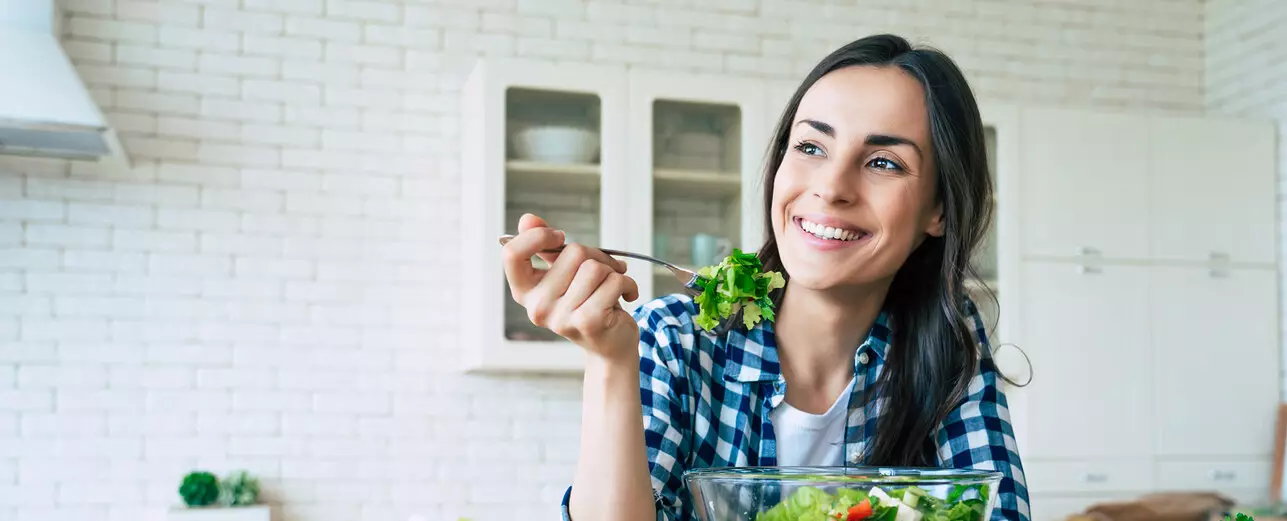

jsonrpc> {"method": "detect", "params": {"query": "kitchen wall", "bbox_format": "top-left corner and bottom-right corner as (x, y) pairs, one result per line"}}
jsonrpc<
(1205, 0), (1287, 394)
(0, 1), (1207, 520)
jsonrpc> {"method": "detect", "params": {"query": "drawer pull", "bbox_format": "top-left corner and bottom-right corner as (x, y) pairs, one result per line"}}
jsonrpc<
(1083, 473), (1109, 483)
(1210, 470), (1237, 482)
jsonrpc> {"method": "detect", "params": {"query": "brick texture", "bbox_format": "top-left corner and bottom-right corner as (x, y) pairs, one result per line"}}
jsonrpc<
(0, 0), (1222, 520)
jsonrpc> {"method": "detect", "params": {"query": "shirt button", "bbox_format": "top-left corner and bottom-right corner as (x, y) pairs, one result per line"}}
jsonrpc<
(858, 352), (869, 365)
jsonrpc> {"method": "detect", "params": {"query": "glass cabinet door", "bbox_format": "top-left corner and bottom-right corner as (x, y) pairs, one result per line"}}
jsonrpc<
(459, 58), (627, 373)
(502, 88), (604, 343)
(625, 71), (766, 305)
(650, 100), (744, 298)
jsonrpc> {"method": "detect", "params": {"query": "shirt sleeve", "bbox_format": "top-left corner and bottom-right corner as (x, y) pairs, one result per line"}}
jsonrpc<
(560, 300), (690, 521)
(935, 299), (1032, 521)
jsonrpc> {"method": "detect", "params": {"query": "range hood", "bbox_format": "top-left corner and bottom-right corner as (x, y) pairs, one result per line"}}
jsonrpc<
(0, 0), (127, 164)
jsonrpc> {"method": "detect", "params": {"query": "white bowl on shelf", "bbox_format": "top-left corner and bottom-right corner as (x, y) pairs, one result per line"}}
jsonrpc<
(510, 125), (600, 164)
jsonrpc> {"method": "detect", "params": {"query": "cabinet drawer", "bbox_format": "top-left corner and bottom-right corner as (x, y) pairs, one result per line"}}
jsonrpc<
(1154, 459), (1270, 492)
(1026, 460), (1153, 494)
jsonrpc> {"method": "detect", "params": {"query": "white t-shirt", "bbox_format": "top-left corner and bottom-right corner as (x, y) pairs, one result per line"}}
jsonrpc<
(770, 377), (855, 466)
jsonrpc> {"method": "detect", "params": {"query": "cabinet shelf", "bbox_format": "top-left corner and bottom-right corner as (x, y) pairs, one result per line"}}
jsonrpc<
(506, 160), (600, 192)
(654, 168), (741, 199)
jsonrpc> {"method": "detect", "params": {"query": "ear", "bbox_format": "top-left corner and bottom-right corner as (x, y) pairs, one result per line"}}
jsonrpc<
(924, 202), (946, 238)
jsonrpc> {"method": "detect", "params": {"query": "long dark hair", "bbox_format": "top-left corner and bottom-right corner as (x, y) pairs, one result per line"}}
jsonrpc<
(758, 34), (994, 467)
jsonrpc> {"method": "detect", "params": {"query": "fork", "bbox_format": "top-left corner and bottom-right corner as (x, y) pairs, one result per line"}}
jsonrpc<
(497, 234), (705, 293)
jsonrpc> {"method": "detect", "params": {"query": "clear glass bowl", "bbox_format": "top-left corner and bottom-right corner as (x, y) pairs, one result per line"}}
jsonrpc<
(683, 467), (1003, 521)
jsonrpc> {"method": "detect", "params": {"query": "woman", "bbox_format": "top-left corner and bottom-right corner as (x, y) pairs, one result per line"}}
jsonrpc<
(501, 34), (1029, 521)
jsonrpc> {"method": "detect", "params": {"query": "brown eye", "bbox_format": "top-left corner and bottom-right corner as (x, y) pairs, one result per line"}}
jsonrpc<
(868, 157), (904, 171)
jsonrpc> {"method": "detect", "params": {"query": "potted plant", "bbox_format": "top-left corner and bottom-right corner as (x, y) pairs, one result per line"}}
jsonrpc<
(167, 470), (269, 521)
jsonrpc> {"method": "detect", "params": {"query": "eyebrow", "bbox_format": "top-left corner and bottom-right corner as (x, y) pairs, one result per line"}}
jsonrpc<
(795, 118), (924, 159)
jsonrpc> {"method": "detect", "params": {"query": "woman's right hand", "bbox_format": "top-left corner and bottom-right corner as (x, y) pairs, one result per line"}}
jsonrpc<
(501, 213), (642, 364)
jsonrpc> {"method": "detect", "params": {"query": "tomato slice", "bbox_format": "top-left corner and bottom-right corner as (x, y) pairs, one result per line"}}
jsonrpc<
(847, 499), (873, 521)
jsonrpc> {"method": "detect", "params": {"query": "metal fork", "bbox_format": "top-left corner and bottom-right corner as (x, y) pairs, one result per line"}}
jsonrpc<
(498, 234), (704, 293)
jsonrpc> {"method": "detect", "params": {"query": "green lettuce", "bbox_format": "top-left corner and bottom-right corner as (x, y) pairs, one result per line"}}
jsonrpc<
(692, 249), (785, 332)
(754, 485), (987, 521)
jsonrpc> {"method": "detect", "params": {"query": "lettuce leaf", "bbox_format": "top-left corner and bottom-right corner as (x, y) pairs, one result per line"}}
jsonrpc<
(692, 249), (785, 332)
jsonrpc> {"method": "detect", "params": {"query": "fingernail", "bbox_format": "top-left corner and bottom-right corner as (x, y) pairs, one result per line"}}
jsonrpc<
(555, 230), (566, 242)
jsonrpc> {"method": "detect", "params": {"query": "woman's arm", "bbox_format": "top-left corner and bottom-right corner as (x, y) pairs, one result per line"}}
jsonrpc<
(567, 355), (658, 521)
(563, 302), (691, 521)
(499, 214), (660, 521)
(936, 300), (1031, 521)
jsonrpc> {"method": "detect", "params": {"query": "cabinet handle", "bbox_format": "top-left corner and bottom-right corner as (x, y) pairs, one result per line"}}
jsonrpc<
(1210, 470), (1237, 482)
(1076, 247), (1102, 275)
(1209, 251), (1231, 278)
(1083, 473), (1108, 483)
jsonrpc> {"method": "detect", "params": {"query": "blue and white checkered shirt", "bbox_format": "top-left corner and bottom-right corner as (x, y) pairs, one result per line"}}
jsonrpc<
(560, 294), (1030, 521)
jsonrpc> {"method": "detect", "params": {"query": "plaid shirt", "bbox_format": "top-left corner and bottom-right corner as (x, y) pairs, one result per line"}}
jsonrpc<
(560, 294), (1030, 521)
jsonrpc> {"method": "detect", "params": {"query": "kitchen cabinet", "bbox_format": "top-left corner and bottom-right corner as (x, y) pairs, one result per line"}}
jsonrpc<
(1148, 115), (1278, 265)
(1009, 107), (1279, 521)
(459, 57), (628, 373)
(1018, 107), (1152, 260)
(459, 58), (774, 373)
(1151, 266), (1278, 457)
(1025, 459), (1155, 495)
(1153, 459), (1271, 494)
(624, 69), (767, 305)
(1017, 262), (1153, 460)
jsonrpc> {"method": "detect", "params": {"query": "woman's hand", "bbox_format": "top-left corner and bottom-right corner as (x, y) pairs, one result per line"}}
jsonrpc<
(501, 213), (641, 363)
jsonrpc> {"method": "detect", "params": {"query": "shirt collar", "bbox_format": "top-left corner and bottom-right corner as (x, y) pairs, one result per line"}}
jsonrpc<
(722, 310), (892, 383)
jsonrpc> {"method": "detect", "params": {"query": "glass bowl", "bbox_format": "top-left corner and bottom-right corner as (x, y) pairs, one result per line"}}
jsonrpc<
(683, 466), (1003, 521)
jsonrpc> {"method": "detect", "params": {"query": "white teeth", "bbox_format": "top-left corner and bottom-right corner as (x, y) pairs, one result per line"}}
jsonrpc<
(799, 218), (861, 242)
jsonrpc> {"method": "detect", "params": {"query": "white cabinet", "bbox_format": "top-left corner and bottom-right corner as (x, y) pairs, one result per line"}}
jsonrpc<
(459, 58), (628, 373)
(1153, 459), (1271, 493)
(1018, 108), (1152, 260)
(459, 58), (772, 374)
(1025, 460), (1155, 495)
(1012, 106), (1279, 521)
(625, 69), (767, 305)
(1018, 262), (1153, 459)
(1148, 115), (1278, 265)
(1151, 266), (1279, 457)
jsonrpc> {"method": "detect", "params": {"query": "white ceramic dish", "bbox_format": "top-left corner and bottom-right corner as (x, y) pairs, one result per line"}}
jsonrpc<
(511, 125), (599, 164)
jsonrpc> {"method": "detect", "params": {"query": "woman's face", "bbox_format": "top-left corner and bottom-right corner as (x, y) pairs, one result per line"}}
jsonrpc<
(770, 65), (944, 291)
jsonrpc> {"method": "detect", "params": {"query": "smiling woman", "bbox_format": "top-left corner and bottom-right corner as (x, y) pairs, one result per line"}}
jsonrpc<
(498, 33), (1026, 521)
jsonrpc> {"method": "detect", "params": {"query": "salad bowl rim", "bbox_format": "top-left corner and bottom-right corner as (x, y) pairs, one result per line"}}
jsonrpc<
(682, 466), (1004, 485)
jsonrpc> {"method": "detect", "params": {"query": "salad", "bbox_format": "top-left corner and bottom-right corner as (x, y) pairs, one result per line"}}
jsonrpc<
(754, 484), (990, 521)
(692, 249), (786, 332)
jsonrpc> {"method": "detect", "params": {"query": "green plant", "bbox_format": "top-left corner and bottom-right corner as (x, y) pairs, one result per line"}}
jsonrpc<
(217, 470), (260, 506)
(178, 471), (220, 507)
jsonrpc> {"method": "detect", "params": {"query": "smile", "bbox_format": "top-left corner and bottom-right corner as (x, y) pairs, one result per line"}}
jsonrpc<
(795, 217), (869, 242)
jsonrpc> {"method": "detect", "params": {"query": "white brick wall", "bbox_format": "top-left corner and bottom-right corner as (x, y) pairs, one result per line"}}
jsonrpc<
(1205, 0), (1287, 395)
(0, 1), (1211, 520)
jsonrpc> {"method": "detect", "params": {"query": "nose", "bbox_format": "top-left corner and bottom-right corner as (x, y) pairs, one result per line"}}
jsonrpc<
(811, 161), (856, 206)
